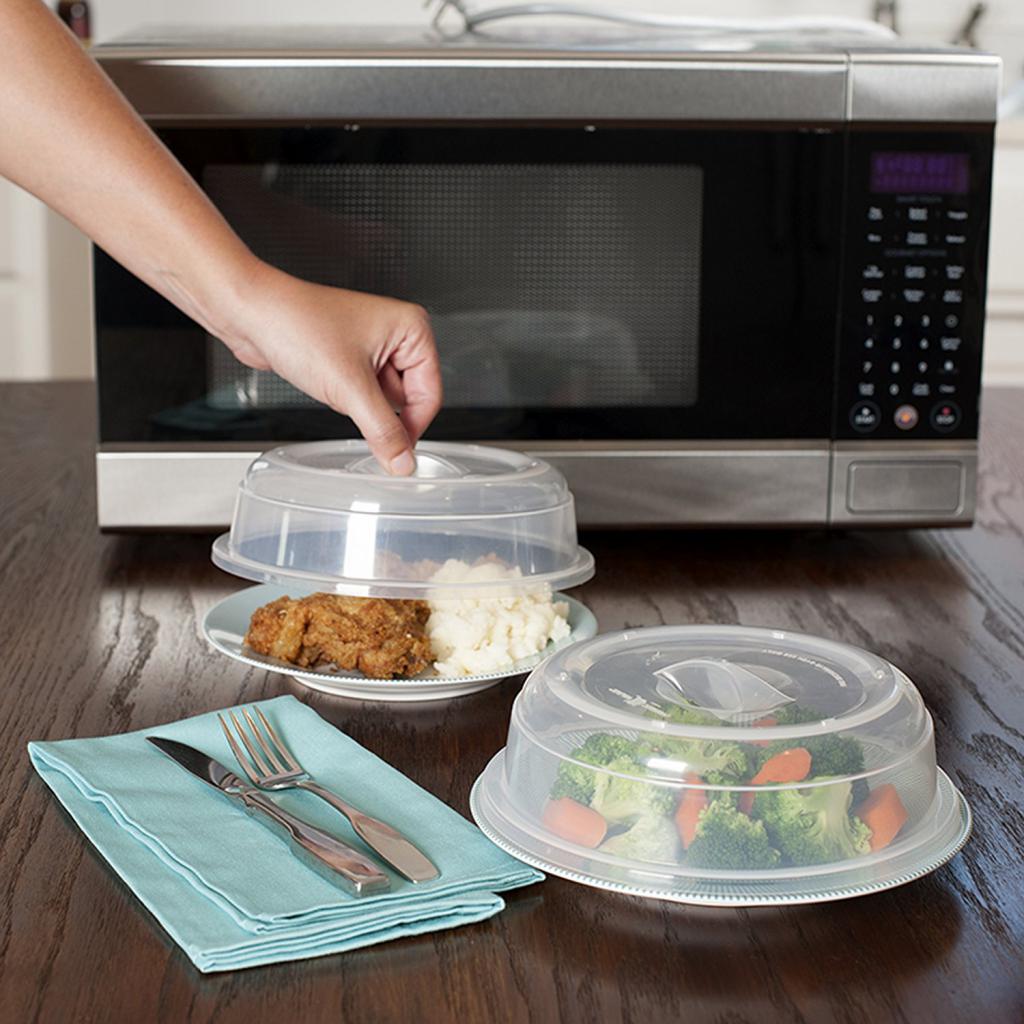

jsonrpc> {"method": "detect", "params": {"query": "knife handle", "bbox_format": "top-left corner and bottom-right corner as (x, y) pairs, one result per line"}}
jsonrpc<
(238, 789), (391, 897)
(295, 779), (440, 884)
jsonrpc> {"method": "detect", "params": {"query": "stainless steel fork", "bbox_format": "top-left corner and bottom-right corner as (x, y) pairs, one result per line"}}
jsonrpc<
(218, 707), (439, 883)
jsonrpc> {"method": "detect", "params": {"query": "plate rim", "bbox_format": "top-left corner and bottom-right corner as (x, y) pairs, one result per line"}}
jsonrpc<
(469, 752), (972, 907)
(202, 583), (597, 693)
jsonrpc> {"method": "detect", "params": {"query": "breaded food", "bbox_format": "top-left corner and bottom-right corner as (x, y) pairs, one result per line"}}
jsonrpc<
(245, 593), (434, 679)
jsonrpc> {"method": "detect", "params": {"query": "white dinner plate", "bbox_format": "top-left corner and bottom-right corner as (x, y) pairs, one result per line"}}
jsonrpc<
(202, 583), (597, 702)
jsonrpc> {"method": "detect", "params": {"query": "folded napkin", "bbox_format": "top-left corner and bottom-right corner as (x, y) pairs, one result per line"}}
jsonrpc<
(28, 695), (541, 972)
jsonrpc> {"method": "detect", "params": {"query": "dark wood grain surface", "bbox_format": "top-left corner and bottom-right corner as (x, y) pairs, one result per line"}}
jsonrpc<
(1, 382), (1021, 1024)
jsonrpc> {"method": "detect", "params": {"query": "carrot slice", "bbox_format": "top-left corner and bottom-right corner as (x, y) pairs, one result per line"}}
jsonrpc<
(674, 774), (709, 849)
(738, 790), (756, 816)
(854, 783), (909, 851)
(750, 715), (778, 748)
(542, 797), (608, 848)
(750, 747), (812, 786)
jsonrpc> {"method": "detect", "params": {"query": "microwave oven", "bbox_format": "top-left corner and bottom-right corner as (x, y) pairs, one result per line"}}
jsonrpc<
(92, 26), (999, 529)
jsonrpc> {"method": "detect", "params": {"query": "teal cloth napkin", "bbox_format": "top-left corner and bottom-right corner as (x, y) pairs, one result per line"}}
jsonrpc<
(28, 695), (542, 972)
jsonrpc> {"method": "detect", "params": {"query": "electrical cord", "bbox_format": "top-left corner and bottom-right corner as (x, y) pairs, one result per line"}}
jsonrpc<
(428, 0), (898, 40)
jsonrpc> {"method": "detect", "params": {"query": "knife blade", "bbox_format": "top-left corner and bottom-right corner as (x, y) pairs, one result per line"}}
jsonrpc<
(147, 737), (391, 897)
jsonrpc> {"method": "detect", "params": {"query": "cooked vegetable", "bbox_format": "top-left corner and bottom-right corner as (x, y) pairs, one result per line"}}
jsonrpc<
(644, 736), (751, 786)
(749, 747), (812, 785)
(756, 734), (865, 779)
(674, 775), (709, 849)
(550, 732), (640, 804)
(753, 777), (872, 866)
(600, 814), (681, 863)
(542, 797), (608, 848)
(854, 783), (908, 851)
(750, 716), (777, 747)
(662, 700), (721, 727)
(772, 704), (823, 726)
(687, 800), (781, 870)
(590, 756), (676, 825)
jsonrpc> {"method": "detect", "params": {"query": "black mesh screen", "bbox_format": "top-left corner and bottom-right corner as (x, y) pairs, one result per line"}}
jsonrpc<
(204, 162), (702, 410)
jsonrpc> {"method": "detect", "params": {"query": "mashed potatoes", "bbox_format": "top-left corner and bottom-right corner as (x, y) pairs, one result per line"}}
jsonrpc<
(426, 559), (571, 677)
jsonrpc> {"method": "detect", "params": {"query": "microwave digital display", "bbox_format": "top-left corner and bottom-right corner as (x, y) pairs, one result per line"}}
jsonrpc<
(869, 151), (970, 195)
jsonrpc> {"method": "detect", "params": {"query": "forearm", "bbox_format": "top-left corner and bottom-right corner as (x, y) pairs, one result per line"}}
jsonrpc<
(0, 0), (260, 343)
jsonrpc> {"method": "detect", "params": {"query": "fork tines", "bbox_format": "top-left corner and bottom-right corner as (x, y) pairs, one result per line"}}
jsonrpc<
(218, 707), (303, 784)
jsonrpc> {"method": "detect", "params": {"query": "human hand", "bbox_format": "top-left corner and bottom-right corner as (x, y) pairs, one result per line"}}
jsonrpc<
(225, 263), (442, 475)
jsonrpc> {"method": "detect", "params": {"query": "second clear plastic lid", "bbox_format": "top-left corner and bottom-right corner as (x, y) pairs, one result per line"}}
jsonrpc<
(211, 440), (594, 598)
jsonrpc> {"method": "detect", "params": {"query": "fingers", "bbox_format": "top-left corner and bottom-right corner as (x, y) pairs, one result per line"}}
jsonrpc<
(343, 368), (416, 475)
(378, 362), (405, 410)
(390, 314), (443, 443)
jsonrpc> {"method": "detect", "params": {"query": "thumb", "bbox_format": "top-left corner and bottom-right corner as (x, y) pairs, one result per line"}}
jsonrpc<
(344, 370), (416, 476)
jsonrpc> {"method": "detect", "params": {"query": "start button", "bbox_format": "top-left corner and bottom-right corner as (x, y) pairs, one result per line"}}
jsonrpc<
(894, 404), (919, 430)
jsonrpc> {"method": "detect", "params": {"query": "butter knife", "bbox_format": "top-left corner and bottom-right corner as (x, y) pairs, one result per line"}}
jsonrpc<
(147, 737), (391, 897)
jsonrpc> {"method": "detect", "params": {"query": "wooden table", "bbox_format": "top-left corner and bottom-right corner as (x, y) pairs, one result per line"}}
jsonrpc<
(1, 382), (1022, 1024)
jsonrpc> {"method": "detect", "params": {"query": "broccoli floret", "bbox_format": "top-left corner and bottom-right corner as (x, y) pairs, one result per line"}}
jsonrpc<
(644, 737), (751, 786)
(590, 756), (676, 824)
(599, 815), (680, 864)
(550, 732), (640, 803)
(771, 704), (823, 726)
(662, 701), (721, 727)
(755, 734), (865, 779)
(754, 777), (872, 866)
(686, 800), (781, 870)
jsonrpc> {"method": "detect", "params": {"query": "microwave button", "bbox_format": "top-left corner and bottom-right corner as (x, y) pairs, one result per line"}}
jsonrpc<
(943, 289), (963, 304)
(917, 361), (929, 374)
(912, 382), (931, 397)
(862, 288), (883, 303)
(940, 336), (961, 351)
(946, 264), (965, 280)
(945, 314), (959, 328)
(864, 338), (875, 350)
(903, 288), (926, 303)
(930, 401), (961, 432)
(893, 313), (904, 327)
(945, 233), (967, 245)
(862, 360), (874, 374)
(890, 360), (901, 374)
(858, 382), (876, 397)
(906, 231), (929, 246)
(889, 383), (901, 397)
(904, 265), (927, 280)
(947, 209), (968, 221)
(919, 338), (930, 351)
(850, 401), (881, 433)
(863, 264), (885, 279)
(920, 314), (931, 327)
(867, 231), (883, 244)
(907, 207), (928, 222)
(894, 404), (919, 430)
(939, 383), (957, 395)
(867, 206), (884, 221)
(892, 337), (903, 351)
(940, 359), (957, 374)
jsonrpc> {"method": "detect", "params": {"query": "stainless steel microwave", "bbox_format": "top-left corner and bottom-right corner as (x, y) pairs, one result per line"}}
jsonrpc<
(92, 26), (999, 529)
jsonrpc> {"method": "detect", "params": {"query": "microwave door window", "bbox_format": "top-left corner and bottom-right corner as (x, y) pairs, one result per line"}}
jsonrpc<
(202, 162), (702, 415)
(95, 126), (841, 444)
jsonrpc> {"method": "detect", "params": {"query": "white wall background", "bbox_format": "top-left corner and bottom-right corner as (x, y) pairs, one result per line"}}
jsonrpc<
(1, 0), (1022, 382)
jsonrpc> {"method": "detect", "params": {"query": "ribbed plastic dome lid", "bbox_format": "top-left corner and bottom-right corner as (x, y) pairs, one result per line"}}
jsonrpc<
(470, 624), (969, 905)
(212, 440), (594, 598)
(530, 626), (924, 765)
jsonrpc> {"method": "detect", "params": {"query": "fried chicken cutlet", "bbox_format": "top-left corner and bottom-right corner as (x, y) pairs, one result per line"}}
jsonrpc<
(245, 593), (434, 679)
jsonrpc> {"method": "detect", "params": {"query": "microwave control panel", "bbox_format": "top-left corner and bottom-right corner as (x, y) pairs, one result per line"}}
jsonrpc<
(837, 133), (992, 441)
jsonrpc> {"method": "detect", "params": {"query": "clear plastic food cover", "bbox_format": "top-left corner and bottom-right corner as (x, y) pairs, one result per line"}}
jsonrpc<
(211, 440), (594, 598)
(471, 626), (970, 904)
